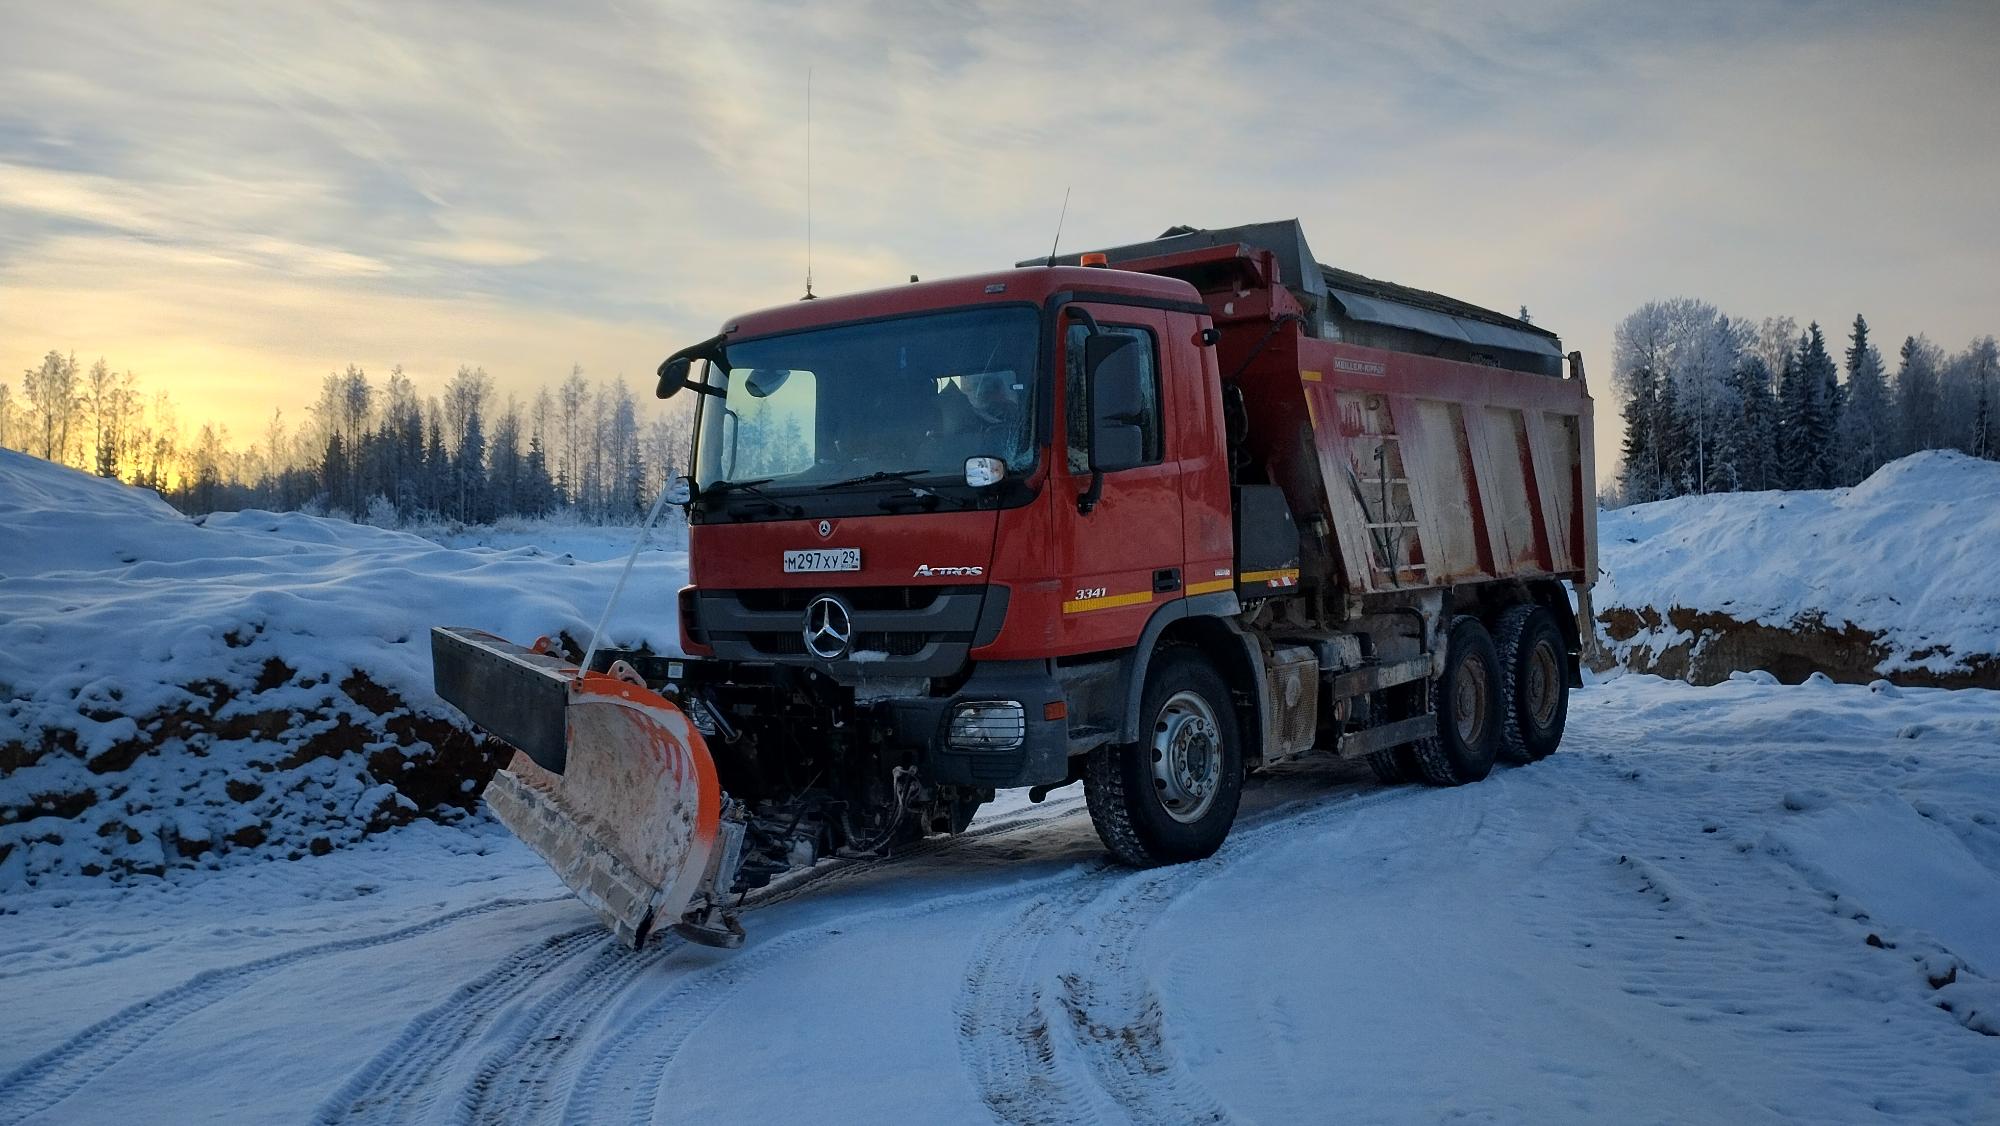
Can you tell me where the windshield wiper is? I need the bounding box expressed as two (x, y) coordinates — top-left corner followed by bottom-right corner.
(824, 469), (935, 491)
(703, 478), (803, 517)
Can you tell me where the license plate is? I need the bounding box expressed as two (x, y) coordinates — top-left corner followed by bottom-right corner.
(783, 548), (860, 573)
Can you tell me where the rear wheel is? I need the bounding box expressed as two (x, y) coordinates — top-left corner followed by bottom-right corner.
(1086, 648), (1244, 866)
(1494, 604), (1569, 763)
(1365, 681), (1426, 785)
(1408, 616), (1502, 786)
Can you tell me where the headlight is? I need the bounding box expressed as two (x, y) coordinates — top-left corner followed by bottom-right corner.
(948, 700), (1025, 751)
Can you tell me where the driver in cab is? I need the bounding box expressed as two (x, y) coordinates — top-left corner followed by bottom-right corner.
(935, 370), (1025, 467)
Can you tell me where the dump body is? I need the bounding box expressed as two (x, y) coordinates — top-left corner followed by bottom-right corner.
(1051, 219), (1596, 610)
(1242, 322), (1595, 600)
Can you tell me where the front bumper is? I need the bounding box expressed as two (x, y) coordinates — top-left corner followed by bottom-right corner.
(879, 659), (1069, 788)
(670, 654), (1070, 790)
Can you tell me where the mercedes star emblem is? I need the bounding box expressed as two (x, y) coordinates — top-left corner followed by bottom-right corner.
(817, 519), (833, 539)
(803, 595), (852, 660)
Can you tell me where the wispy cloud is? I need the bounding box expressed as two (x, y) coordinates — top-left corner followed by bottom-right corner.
(2, 0), (1995, 473)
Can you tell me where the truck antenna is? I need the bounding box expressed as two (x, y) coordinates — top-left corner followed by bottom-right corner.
(1046, 186), (1071, 265)
(802, 68), (816, 301)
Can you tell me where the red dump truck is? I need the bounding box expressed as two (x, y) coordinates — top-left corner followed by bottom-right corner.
(433, 219), (1597, 946)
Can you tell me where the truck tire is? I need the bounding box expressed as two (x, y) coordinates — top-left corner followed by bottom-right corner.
(1494, 604), (1568, 763)
(1364, 680), (1425, 784)
(1085, 647), (1244, 867)
(1366, 748), (1417, 784)
(1408, 616), (1501, 786)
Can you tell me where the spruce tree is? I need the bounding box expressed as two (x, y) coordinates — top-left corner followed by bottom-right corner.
(320, 432), (349, 512)
(1796, 323), (1839, 487)
(1655, 370), (1690, 497)
(1725, 356), (1776, 491)
(1618, 366), (1658, 503)
(1894, 335), (1940, 456)
(1835, 315), (1890, 483)
(1775, 350), (1809, 489)
(423, 413), (448, 517)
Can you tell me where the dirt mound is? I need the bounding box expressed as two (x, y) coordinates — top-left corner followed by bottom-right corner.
(1, 669), (508, 884)
(1590, 605), (2000, 689)
(1594, 451), (2000, 686)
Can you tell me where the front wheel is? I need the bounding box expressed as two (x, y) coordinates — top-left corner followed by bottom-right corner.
(1085, 648), (1244, 867)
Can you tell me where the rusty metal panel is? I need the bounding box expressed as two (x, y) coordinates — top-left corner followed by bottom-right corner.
(1469, 406), (1535, 572)
(1391, 395), (1478, 585)
(1524, 409), (1575, 573)
(1290, 336), (1595, 598)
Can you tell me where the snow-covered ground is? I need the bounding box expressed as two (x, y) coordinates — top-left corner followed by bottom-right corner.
(0, 450), (684, 885)
(4, 674), (1997, 1124)
(1597, 451), (2000, 684)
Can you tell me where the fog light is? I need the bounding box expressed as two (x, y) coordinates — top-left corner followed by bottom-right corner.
(948, 700), (1025, 751)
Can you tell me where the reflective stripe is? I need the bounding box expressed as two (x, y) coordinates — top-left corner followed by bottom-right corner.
(1062, 590), (1153, 614)
(1300, 369), (1322, 382)
(1184, 578), (1233, 596)
(1238, 567), (1301, 587)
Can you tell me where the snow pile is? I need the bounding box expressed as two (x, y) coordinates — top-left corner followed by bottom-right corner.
(0, 450), (683, 887)
(1596, 450), (2000, 686)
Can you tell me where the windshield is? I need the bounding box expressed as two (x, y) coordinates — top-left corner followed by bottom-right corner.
(694, 306), (1038, 493)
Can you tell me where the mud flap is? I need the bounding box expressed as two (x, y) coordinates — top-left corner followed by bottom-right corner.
(432, 627), (730, 948)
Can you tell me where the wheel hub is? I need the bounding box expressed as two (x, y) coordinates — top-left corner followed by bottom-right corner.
(1526, 641), (1561, 729)
(1454, 654), (1490, 745)
(1150, 691), (1221, 824)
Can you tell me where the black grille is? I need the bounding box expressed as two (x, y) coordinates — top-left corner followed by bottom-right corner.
(746, 632), (808, 656)
(730, 586), (972, 613)
(746, 630), (931, 657)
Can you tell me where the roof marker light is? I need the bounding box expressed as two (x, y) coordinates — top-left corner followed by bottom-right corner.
(1080, 252), (1109, 267)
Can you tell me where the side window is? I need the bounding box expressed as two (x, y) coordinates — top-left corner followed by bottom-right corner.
(1065, 323), (1163, 473)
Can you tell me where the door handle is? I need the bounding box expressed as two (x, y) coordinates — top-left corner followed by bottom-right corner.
(1153, 568), (1181, 593)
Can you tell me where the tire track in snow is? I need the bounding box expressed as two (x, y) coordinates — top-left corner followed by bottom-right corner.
(461, 796), (1091, 1125)
(563, 850), (1113, 1125)
(0, 894), (568, 1126)
(312, 925), (609, 1124)
(955, 876), (1124, 1126)
(571, 871), (1116, 1126)
(954, 783), (1404, 1126)
(450, 938), (681, 1125)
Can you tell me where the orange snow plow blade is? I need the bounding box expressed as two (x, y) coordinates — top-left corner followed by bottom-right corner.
(431, 627), (729, 948)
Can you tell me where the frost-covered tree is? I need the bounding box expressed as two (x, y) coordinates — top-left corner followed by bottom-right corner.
(557, 365), (590, 507)
(23, 350), (80, 464)
(1613, 300), (1746, 499)
(1970, 336), (1998, 460)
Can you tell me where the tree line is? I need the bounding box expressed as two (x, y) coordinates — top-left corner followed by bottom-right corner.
(1611, 301), (1996, 505)
(0, 353), (693, 524)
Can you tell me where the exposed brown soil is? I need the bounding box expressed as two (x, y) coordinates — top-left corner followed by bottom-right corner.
(3, 670), (510, 882)
(1590, 605), (2000, 689)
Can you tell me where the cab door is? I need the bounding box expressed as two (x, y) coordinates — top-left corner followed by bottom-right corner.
(1049, 303), (1186, 654)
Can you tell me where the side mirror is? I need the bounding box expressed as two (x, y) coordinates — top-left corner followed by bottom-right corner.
(657, 356), (692, 399)
(1086, 334), (1147, 474)
(743, 369), (790, 398)
(664, 475), (694, 505)
(964, 456), (1006, 488)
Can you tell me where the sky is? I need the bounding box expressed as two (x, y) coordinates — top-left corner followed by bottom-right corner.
(3, 0), (1997, 482)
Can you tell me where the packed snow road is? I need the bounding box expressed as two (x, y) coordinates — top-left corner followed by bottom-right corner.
(4, 675), (1998, 1125)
